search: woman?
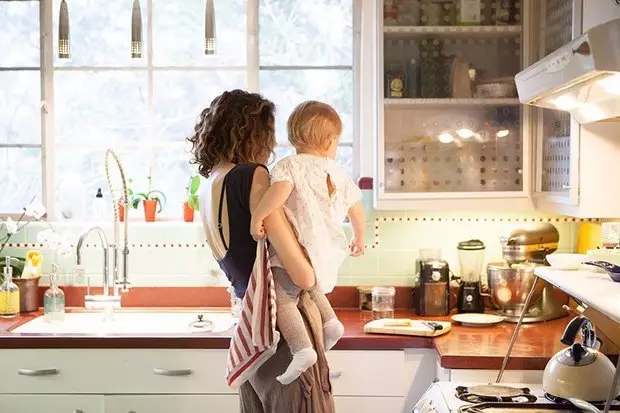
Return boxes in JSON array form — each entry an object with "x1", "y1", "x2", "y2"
[{"x1": 187, "y1": 89, "x2": 335, "y2": 413}]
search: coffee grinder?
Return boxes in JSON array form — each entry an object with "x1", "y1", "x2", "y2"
[{"x1": 456, "y1": 239, "x2": 486, "y2": 313}]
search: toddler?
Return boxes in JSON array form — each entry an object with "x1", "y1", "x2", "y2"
[{"x1": 251, "y1": 100, "x2": 366, "y2": 385}]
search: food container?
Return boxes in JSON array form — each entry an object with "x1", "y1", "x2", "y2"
[
  {"x1": 475, "y1": 77, "x2": 517, "y2": 98},
  {"x1": 371, "y1": 286, "x2": 396, "y2": 320},
  {"x1": 487, "y1": 262, "x2": 545, "y2": 314},
  {"x1": 357, "y1": 286, "x2": 373, "y2": 312},
  {"x1": 546, "y1": 253, "x2": 587, "y2": 270}
]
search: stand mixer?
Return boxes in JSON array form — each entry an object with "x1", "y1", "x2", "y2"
[{"x1": 487, "y1": 223, "x2": 567, "y2": 323}]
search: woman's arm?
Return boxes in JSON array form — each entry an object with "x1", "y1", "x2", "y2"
[
  {"x1": 250, "y1": 181, "x2": 293, "y2": 240},
  {"x1": 249, "y1": 167, "x2": 316, "y2": 290}
]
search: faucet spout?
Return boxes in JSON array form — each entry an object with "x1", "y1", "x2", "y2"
[{"x1": 75, "y1": 226, "x2": 110, "y2": 296}]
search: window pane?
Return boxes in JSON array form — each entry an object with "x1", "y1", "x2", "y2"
[
  {"x1": 152, "y1": 70, "x2": 246, "y2": 142},
  {"x1": 54, "y1": 71, "x2": 149, "y2": 144},
  {"x1": 335, "y1": 145, "x2": 353, "y2": 178},
  {"x1": 259, "y1": 0, "x2": 353, "y2": 66},
  {"x1": 152, "y1": 0, "x2": 246, "y2": 66},
  {"x1": 153, "y1": 147, "x2": 197, "y2": 218},
  {"x1": 0, "y1": 71, "x2": 40, "y2": 144},
  {"x1": 0, "y1": 148, "x2": 42, "y2": 213},
  {"x1": 55, "y1": 148, "x2": 149, "y2": 220},
  {"x1": 259, "y1": 70, "x2": 353, "y2": 144},
  {"x1": 0, "y1": 1, "x2": 40, "y2": 67},
  {"x1": 53, "y1": 0, "x2": 147, "y2": 67}
]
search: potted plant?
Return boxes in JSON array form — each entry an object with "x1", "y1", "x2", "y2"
[
  {"x1": 130, "y1": 174, "x2": 166, "y2": 222},
  {"x1": 183, "y1": 175, "x2": 201, "y2": 223},
  {"x1": 116, "y1": 179, "x2": 135, "y2": 223}
]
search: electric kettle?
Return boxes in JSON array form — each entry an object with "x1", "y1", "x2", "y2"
[{"x1": 543, "y1": 315, "x2": 620, "y2": 402}]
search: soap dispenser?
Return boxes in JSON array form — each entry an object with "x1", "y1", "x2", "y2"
[
  {"x1": 44, "y1": 263, "x2": 65, "y2": 321},
  {"x1": 0, "y1": 256, "x2": 20, "y2": 318}
]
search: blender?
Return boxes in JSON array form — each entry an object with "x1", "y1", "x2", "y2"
[{"x1": 457, "y1": 239, "x2": 486, "y2": 313}]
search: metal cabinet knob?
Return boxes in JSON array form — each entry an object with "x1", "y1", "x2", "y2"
[
  {"x1": 153, "y1": 368, "x2": 193, "y2": 376},
  {"x1": 329, "y1": 371, "x2": 342, "y2": 379},
  {"x1": 18, "y1": 368, "x2": 59, "y2": 376}
]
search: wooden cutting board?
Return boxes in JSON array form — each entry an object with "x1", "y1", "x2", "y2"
[{"x1": 363, "y1": 318, "x2": 451, "y2": 337}]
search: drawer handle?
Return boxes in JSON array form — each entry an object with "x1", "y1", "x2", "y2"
[
  {"x1": 18, "y1": 368, "x2": 59, "y2": 377},
  {"x1": 329, "y1": 371, "x2": 342, "y2": 379},
  {"x1": 153, "y1": 368, "x2": 193, "y2": 376},
  {"x1": 74, "y1": 410, "x2": 84, "y2": 413}
]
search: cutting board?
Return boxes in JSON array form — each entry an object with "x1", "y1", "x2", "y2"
[{"x1": 363, "y1": 318, "x2": 451, "y2": 337}]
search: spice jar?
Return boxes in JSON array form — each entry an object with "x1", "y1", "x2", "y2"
[
  {"x1": 371, "y1": 286, "x2": 396, "y2": 320},
  {"x1": 358, "y1": 286, "x2": 373, "y2": 311}
]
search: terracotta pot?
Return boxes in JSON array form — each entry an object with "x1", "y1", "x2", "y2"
[
  {"x1": 14, "y1": 276, "x2": 41, "y2": 312},
  {"x1": 118, "y1": 202, "x2": 125, "y2": 222},
  {"x1": 143, "y1": 199, "x2": 158, "y2": 222},
  {"x1": 183, "y1": 201, "x2": 195, "y2": 222}
]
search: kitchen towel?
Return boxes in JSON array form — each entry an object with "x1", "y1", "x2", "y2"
[{"x1": 226, "y1": 239, "x2": 280, "y2": 389}]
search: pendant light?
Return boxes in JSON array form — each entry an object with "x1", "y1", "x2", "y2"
[
  {"x1": 204, "y1": 0, "x2": 216, "y2": 55},
  {"x1": 131, "y1": 0, "x2": 143, "y2": 58},
  {"x1": 58, "y1": 0, "x2": 70, "y2": 59}
]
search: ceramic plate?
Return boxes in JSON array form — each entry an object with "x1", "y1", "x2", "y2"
[{"x1": 451, "y1": 313, "x2": 504, "y2": 327}]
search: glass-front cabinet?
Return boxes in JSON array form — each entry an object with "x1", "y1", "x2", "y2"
[
  {"x1": 374, "y1": 0, "x2": 533, "y2": 210},
  {"x1": 534, "y1": 0, "x2": 580, "y2": 206}
]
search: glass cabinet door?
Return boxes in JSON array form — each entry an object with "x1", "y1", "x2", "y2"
[
  {"x1": 536, "y1": 0, "x2": 576, "y2": 200},
  {"x1": 379, "y1": 0, "x2": 526, "y2": 196}
]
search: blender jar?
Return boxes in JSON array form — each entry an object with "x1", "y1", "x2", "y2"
[{"x1": 457, "y1": 239, "x2": 486, "y2": 283}]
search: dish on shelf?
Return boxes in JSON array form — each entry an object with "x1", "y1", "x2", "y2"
[
  {"x1": 475, "y1": 77, "x2": 517, "y2": 98},
  {"x1": 451, "y1": 313, "x2": 504, "y2": 327}
]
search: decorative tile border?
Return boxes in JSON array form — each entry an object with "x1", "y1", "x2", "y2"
[{"x1": 4, "y1": 215, "x2": 592, "y2": 251}]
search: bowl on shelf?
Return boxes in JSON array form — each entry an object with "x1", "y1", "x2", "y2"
[
  {"x1": 546, "y1": 253, "x2": 587, "y2": 270},
  {"x1": 474, "y1": 77, "x2": 517, "y2": 98}
]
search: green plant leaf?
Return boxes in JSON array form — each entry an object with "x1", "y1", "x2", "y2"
[
  {"x1": 131, "y1": 193, "x2": 148, "y2": 210},
  {"x1": 189, "y1": 175, "x2": 201, "y2": 195},
  {"x1": 188, "y1": 194, "x2": 200, "y2": 210}
]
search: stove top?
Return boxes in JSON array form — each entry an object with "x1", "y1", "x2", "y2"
[{"x1": 458, "y1": 402, "x2": 620, "y2": 413}]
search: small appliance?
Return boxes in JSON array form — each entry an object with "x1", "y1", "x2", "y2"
[
  {"x1": 543, "y1": 315, "x2": 620, "y2": 403},
  {"x1": 456, "y1": 239, "x2": 485, "y2": 314},
  {"x1": 416, "y1": 259, "x2": 450, "y2": 316},
  {"x1": 489, "y1": 223, "x2": 567, "y2": 323}
]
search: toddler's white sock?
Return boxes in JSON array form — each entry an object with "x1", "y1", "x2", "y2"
[
  {"x1": 276, "y1": 347, "x2": 317, "y2": 385},
  {"x1": 323, "y1": 318, "x2": 345, "y2": 351}
]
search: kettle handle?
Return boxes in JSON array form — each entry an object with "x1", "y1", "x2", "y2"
[{"x1": 561, "y1": 315, "x2": 594, "y2": 347}]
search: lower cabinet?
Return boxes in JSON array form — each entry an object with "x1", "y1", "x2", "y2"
[
  {"x1": 334, "y1": 396, "x2": 404, "y2": 413},
  {"x1": 104, "y1": 395, "x2": 240, "y2": 413},
  {"x1": 0, "y1": 395, "x2": 105, "y2": 413}
]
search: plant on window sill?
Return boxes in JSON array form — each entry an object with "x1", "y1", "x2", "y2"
[
  {"x1": 183, "y1": 175, "x2": 201, "y2": 223},
  {"x1": 130, "y1": 173, "x2": 167, "y2": 223}
]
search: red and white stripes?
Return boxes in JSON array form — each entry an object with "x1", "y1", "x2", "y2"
[{"x1": 226, "y1": 239, "x2": 280, "y2": 389}]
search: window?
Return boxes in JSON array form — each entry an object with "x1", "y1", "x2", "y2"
[{"x1": 0, "y1": 0, "x2": 357, "y2": 219}]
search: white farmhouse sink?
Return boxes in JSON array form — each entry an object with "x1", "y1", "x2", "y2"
[{"x1": 12, "y1": 310, "x2": 235, "y2": 335}]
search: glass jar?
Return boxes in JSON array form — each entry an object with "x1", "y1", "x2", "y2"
[
  {"x1": 0, "y1": 257, "x2": 20, "y2": 318},
  {"x1": 371, "y1": 286, "x2": 396, "y2": 320},
  {"x1": 357, "y1": 286, "x2": 373, "y2": 312}
]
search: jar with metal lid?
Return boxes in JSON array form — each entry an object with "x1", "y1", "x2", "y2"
[{"x1": 371, "y1": 286, "x2": 396, "y2": 320}]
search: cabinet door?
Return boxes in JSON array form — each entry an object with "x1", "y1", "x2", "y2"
[
  {"x1": 334, "y1": 396, "x2": 404, "y2": 413},
  {"x1": 104, "y1": 395, "x2": 239, "y2": 413},
  {"x1": 0, "y1": 395, "x2": 104, "y2": 413},
  {"x1": 534, "y1": 0, "x2": 580, "y2": 206},
  {"x1": 376, "y1": 0, "x2": 528, "y2": 209}
]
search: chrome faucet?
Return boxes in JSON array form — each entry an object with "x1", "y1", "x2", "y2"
[
  {"x1": 75, "y1": 226, "x2": 120, "y2": 308},
  {"x1": 104, "y1": 149, "x2": 131, "y2": 293}
]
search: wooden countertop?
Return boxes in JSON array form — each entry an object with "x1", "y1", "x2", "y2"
[{"x1": 0, "y1": 308, "x2": 570, "y2": 370}]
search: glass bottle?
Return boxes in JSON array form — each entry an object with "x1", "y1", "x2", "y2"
[
  {"x1": 44, "y1": 263, "x2": 65, "y2": 321},
  {"x1": 0, "y1": 256, "x2": 20, "y2": 318}
]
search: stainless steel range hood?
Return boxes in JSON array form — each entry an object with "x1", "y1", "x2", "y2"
[{"x1": 515, "y1": 17, "x2": 620, "y2": 124}]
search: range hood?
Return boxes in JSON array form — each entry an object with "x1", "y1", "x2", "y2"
[{"x1": 515, "y1": 17, "x2": 620, "y2": 124}]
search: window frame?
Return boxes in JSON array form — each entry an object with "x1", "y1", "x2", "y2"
[{"x1": 1, "y1": 0, "x2": 360, "y2": 219}]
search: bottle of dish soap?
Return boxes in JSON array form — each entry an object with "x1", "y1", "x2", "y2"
[
  {"x1": 0, "y1": 256, "x2": 20, "y2": 318},
  {"x1": 44, "y1": 263, "x2": 65, "y2": 321},
  {"x1": 92, "y1": 187, "x2": 106, "y2": 220}
]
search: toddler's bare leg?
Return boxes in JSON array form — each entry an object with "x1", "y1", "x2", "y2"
[
  {"x1": 273, "y1": 267, "x2": 317, "y2": 385},
  {"x1": 308, "y1": 285, "x2": 345, "y2": 351}
]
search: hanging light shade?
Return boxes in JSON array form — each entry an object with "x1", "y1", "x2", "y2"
[
  {"x1": 58, "y1": 0, "x2": 70, "y2": 59},
  {"x1": 204, "y1": 0, "x2": 216, "y2": 55},
  {"x1": 131, "y1": 0, "x2": 143, "y2": 58}
]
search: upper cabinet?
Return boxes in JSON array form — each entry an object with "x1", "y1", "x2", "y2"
[{"x1": 372, "y1": 0, "x2": 534, "y2": 210}]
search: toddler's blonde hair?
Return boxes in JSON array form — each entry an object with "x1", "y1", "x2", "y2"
[{"x1": 287, "y1": 100, "x2": 342, "y2": 152}]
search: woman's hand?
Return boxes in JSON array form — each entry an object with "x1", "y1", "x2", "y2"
[
  {"x1": 250, "y1": 216, "x2": 266, "y2": 241},
  {"x1": 349, "y1": 238, "x2": 365, "y2": 257}
]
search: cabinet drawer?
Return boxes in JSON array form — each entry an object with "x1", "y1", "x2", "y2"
[
  {"x1": 104, "y1": 395, "x2": 239, "y2": 413},
  {"x1": 0, "y1": 395, "x2": 104, "y2": 413},
  {"x1": 334, "y1": 396, "x2": 404, "y2": 413},
  {"x1": 0, "y1": 349, "x2": 233, "y2": 394},
  {"x1": 327, "y1": 350, "x2": 406, "y2": 397}
]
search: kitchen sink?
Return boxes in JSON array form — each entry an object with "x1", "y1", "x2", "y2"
[{"x1": 11, "y1": 310, "x2": 236, "y2": 335}]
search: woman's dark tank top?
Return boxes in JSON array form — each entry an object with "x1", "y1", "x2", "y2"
[{"x1": 215, "y1": 163, "x2": 268, "y2": 298}]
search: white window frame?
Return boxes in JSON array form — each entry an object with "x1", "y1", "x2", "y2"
[{"x1": 1, "y1": 0, "x2": 360, "y2": 220}]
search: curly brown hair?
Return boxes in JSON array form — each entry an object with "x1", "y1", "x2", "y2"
[{"x1": 187, "y1": 89, "x2": 276, "y2": 178}]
